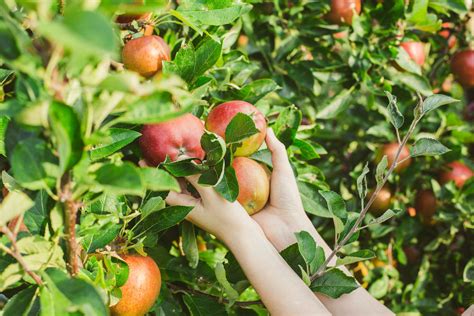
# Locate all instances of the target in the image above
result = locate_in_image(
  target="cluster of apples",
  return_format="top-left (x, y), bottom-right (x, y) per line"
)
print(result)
top-left (139, 100), bottom-right (271, 215)
top-left (369, 143), bottom-right (473, 224)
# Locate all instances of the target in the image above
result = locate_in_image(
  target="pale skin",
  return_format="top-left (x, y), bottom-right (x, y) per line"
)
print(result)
top-left (167, 128), bottom-right (394, 316)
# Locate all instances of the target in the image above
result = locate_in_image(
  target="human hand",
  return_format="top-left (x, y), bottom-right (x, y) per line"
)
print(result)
top-left (252, 128), bottom-right (315, 251)
top-left (166, 175), bottom-right (255, 242)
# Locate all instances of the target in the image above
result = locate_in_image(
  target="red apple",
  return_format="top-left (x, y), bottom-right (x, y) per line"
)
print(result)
top-left (400, 41), bottom-right (425, 66)
top-left (206, 101), bottom-right (267, 157)
top-left (439, 161), bottom-right (474, 188)
top-left (110, 254), bottom-right (161, 316)
top-left (368, 186), bottom-right (392, 216)
top-left (139, 114), bottom-right (205, 166)
top-left (122, 35), bottom-right (170, 77)
top-left (451, 50), bottom-right (474, 88)
top-left (326, 0), bottom-right (361, 24)
top-left (232, 157), bottom-right (270, 215)
top-left (415, 189), bottom-right (437, 222)
top-left (439, 22), bottom-right (456, 49)
top-left (377, 143), bottom-right (412, 173)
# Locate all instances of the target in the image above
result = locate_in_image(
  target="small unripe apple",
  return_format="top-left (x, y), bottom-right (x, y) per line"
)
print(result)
top-left (206, 101), bottom-right (267, 157)
top-left (110, 254), bottom-right (161, 316)
top-left (400, 41), bottom-right (425, 66)
top-left (368, 186), bottom-right (392, 216)
top-left (232, 157), bottom-right (270, 215)
top-left (415, 189), bottom-right (437, 222)
top-left (139, 114), bottom-right (205, 166)
top-left (439, 161), bottom-right (474, 188)
top-left (326, 0), bottom-right (361, 24)
top-left (377, 143), bottom-right (412, 172)
top-left (451, 50), bottom-right (474, 88)
top-left (122, 35), bottom-right (170, 77)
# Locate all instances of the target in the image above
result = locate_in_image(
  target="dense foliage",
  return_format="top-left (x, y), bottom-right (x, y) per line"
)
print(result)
top-left (0, 0), bottom-right (472, 315)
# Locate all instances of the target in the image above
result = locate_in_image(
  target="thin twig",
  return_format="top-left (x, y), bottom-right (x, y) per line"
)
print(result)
top-left (311, 100), bottom-right (423, 281)
top-left (167, 283), bottom-right (262, 307)
top-left (0, 226), bottom-right (44, 286)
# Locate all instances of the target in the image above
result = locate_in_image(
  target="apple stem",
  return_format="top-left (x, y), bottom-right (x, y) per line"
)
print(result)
top-left (311, 99), bottom-right (424, 281)
top-left (0, 226), bottom-right (44, 286)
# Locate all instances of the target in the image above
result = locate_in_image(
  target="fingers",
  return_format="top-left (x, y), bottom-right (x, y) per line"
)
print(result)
top-left (166, 191), bottom-right (199, 207)
top-left (265, 128), bottom-right (291, 173)
top-left (185, 175), bottom-right (218, 200)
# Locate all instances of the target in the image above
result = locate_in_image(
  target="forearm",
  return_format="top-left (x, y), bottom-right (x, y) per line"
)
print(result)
top-left (262, 214), bottom-right (394, 316)
top-left (222, 220), bottom-right (331, 316)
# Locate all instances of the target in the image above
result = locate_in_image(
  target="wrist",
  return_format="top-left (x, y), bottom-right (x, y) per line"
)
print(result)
top-left (220, 218), bottom-right (266, 250)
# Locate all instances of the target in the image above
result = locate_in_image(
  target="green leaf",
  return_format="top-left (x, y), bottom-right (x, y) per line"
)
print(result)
top-left (3, 286), bottom-right (38, 316)
top-left (319, 190), bottom-right (346, 235)
top-left (141, 196), bottom-right (165, 218)
top-left (42, 268), bottom-right (108, 316)
top-left (272, 105), bottom-right (302, 147)
top-left (94, 162), bottom-right (144, 196)
top-left (311, 269), bottom-right (359, 298)
top-left (384, 91), bottom-right (404, 129)
top-left (0, 116), bottom-right (9, 156)
top-left (201, 132), bottom-right (226, 165)
top-left (295, 231), bottom-right (325, 274)
top-left (215, 165), bottom-right (239, 202)
top-left (250, 149), bottom-right (273, 168)
top-left (410, 138), bottom-right (450, 157)
top-left (181, 221), bottom-right (199, 269)
top-left (225, 113), bottom-right (260, 145)
top-left (395, 48), bottom-right (421, 75)
top-left (368, 209), bottom-right (404, 225)
top-left (421, 94), bottom-right (459, 115)
top-left (356, 163), bottom-right (370, 203)
top-left (215, 262), bottom-right (239, 301)
top-left (164, 43), bottom-right (196, 82)
top-left (38, 10), bottom-right (118, 59)
top-left (375, 155), bottom-right (388, 186)
top-left (140, 168), bottom-right (180, 192)
top-left (162, 158), bottom-right (205, 177)
top-left (232, 79), bottom-right (279, 104)
top-left (316, 87), bottom-right (354, 119)
top-left (88, 128), bottom-right (141, 161)
top-left (133, 205), bottom-right (193, 235)
top-left (0, 191), bottom-right (34, 226)
top-left (175, 3), bottom-right (252, 26)
top-left (336, 250), bottom-right (376, 266)
top-left (387, 69), bottom-right (432, 96)
top-left (297, 181), bottom-right (332, 218)
top-left (463, 258), bottom-right (474, 282)
top-left (292, 139), bottom-right (320, 160)
top-left (11, 138), bottom-right (57, 190)
top-left (48, 102), bottom-right (83, 173)
top-left (183, 294), bottom-right (227, 316)
top-left (369, 275), bottom-right (389, 299)
top-left (198, 160), bottom-right (224, 186)
top-left (194, 38), bottom-right (222, 78)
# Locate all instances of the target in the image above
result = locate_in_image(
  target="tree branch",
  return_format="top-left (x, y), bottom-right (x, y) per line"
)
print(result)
top-left (0, 226), bottom-right (44, 286)
top-left (167, 283), bottom-right (262, 307)
top-left (311, 101), bottom-right (423, 281)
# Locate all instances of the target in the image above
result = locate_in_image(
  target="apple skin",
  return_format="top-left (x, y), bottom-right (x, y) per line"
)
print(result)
top-left (232, 157), bottom-right (270, 215)
top-left (439, 161), bottom-right (474, 188)
top-left (377, 143), bottom-right (412, 173)
top-left (368, 186), bottom-right (392, 216)
top-left (451, 50), bottom-right (474, 88)
top-left (122, 35), bottom-right (170, 77)
top-left (206, 101), bottom-right (267, 157)
top-left (110, 255), bottom-right (161, 316)
top-left (326, 0), bottom-right (361, 25)
top-left (415, 189), bottom-right (437, 222)
top-left (139, 114), bottom-right (205, 166)
top-left (400, 41), bottom-right (425, 66)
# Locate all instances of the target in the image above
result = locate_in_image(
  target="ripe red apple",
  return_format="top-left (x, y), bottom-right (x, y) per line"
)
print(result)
top-left (439, 22), bottom-right (456, 49)
top-left (415, 189), bottom-right (437, 222)
top-left (400, 41), bottom-right (425, 66)
top-left (122, 35), bottom-right (170, 77)
top-left (206, 101), bottom-right (267, 157)
top-left (439, 161), bottom-right (474, 188)
top-left (232, 157), bottom-right (270, 215)
top-left (377, 143), bottom-right (412, 173)
top-left (451, 50), bottom-right (474, 88)
top-left (326, 0), bottom-right (361, 24)
top-left (139, 114), bottom-right (205, 166)
top-left (368, 186), bottom-right (392, 216)
top-left (110, 254), bottom-right (161, 316)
